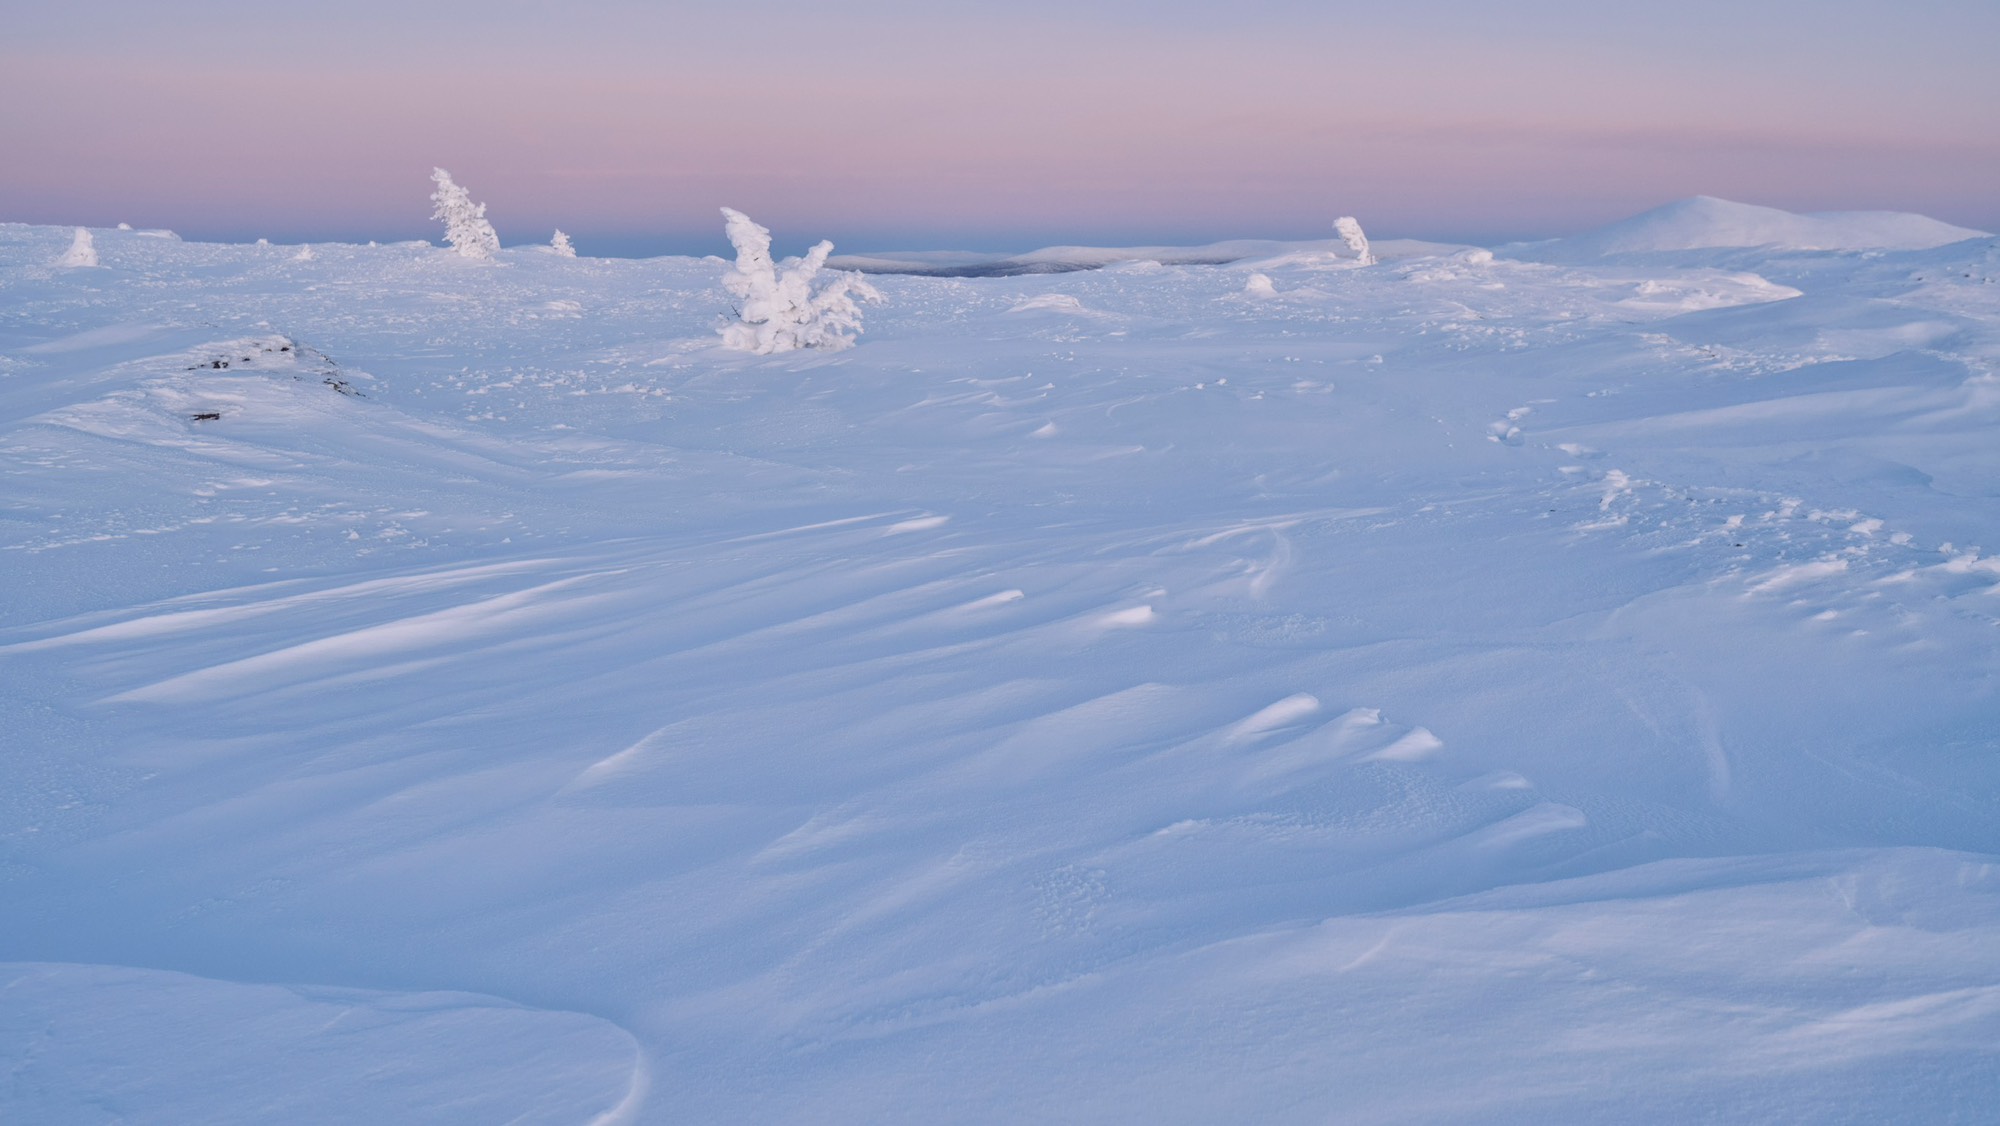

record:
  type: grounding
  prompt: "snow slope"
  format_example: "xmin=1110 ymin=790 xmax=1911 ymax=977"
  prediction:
xmin=3 ymin=219 xmax=1999 ymax=1122
xmin=1516 ymin=195 xmax=1990 ymax=260
xmin=2 ymin=963 xmax=645 ymax=1123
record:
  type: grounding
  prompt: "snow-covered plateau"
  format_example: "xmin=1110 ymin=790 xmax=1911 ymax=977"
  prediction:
xmin=4 ymin=198 xmax=1999 ymax=1123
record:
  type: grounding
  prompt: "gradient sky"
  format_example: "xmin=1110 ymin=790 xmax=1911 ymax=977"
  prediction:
xmin=4 ymin=0 xmax=1996 ymax=254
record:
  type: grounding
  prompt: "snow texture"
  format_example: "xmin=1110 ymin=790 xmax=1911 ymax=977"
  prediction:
xmin=1 ymin=963 xmax=644 ymax=1123
xmin=2 ymin=198 xmax=1999 ymax=1123
xmin=719 ymin=207 xmax=882 ymax=353
xmin=429 ymin=168 xmax=500 ymax=260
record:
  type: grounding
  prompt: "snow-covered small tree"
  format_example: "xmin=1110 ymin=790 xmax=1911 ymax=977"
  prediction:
xmin=56 ymin=227 xmax=98 ymax=268
xmin=550 ymin=230 xmax=576 ymax=257
xmin=718 ymin=208 xmax=883 ymax=353
xmin=430 ymin=168 xmax=500 ymax=259
xmin=1335 ymin=216 xmax=1376 ymax=266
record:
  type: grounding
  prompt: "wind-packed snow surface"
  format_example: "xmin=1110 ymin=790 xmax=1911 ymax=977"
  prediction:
xmin=3 ymin=205 xmax=1999 ymax=1123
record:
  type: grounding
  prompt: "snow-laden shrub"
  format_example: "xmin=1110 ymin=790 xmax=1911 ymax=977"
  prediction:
xmin=718 ymin=208 xmax=882 ymax=353
xmin=56 ymin=227 xmax=98 ymax=268
xmin=550 ymin=230 xmax=576 ymax=257
xmin=1335 ymin=216 xmax=1376 ymax=266
xmin=1244 ymin=272 xmax=1277 ymax=297
xmin=430 ymin=168 xmax=500 ymax=259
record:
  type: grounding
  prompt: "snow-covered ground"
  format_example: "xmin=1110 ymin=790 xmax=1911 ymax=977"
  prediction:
xmin=4 ymin=199 xmax=1999 ymax=1122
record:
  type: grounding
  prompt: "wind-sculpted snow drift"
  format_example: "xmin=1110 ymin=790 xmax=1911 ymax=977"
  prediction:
xmin=2 ymin=201 xmax=1999 ymax=1123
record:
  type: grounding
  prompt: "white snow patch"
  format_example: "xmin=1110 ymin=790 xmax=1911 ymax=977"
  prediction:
xmin=1227 ymin=693 xmax=1322 ymax=742
xmin=884 ymin=514 xmax=951 ymax=535
xmin=1748 ymin=558 xmax=1851 ymax=594
xmin=1096 ymin=604 xmax=1156 ymax=628
xmin=1363 ymin=726 xmax=1446 ymax=762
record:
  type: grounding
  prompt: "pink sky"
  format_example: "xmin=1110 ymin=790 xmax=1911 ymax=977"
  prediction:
xmin=5 ymin=2 xmax=1996 ymax=250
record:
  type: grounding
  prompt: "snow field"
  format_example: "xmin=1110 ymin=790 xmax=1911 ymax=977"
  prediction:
xmin=3 ymin=209 xmax=1999 ymax=1121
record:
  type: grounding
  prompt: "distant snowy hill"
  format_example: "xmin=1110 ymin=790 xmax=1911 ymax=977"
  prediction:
xmin=830 ymin=237 xmax=1458 ymax=276
xmin=1516 ymin=195 xmax=1989 ymax=260
xmin=838 ymin=199 xmax=1988 ymax=278
xmin=3 ymin=221 xmax=1999 ymax=1123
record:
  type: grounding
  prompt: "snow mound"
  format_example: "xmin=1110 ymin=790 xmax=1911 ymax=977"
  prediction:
xmin=1526 ymin=196 xmax=1988 ymax=260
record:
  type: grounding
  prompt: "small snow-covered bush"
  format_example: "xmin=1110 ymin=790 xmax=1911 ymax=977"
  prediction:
xmin=550 ymin=230 xmax=576 ymax=257
xmin=56 ymin=227 xmax=98 ymax=268
xmin=1335 ymin=216 xmax=1376 ymax=265
xmin=1244 ymin=272 xmax=1277 ymax=297
xmin=718 ymin=208 xmax=882 ymax=353
xmin=430 ymin=168 xmax=500 ymax=259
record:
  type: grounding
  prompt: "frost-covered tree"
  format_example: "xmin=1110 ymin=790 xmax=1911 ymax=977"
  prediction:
xmin=550 ymin=230 xmax=576 ymax=257
xmin=718 ymin=208 xmax=883 ymax=353
xmin=430 ymin=168 xmax=500 ymax=259
xmin=56 ymin=227 xmax=98 ymax=268
xmin=1335 ymin=216 xmax=1376 ymax=266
